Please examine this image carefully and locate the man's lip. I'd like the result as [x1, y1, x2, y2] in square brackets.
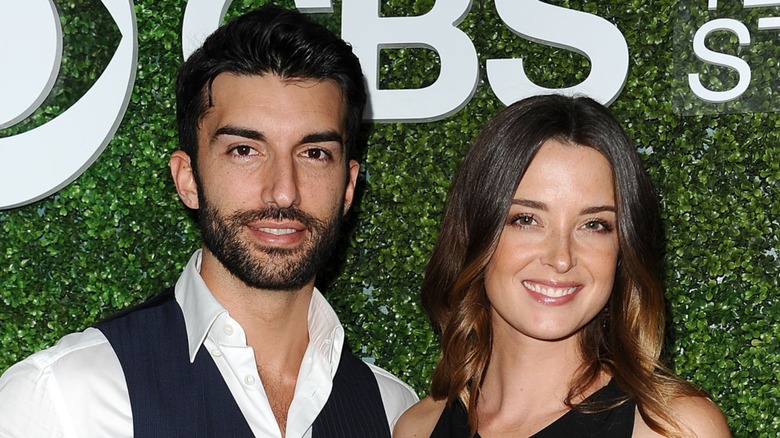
[245, 222, 307, 245]
[253, 227, 297, 236]
[246, 221, 306, 232]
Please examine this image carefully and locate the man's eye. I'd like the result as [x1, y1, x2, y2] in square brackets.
[232, 146, 254, 156]
[305, 148, 330, 160]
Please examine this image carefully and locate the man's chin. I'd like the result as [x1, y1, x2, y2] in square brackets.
[235, 269, 314, 292]
[250, 244, 303, 257]
[224, 251, 318, 291]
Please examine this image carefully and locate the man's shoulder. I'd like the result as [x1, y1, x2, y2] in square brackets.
[96, 287, 176, 327]
[0, 328, 129, 436]
[366, 362, 418, 400]
[0, 327, 121, 387]
[4, 288, 177, 383]
[365, 362, 420, 427]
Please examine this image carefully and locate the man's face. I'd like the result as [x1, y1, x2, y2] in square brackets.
[182, 73, 358, 291]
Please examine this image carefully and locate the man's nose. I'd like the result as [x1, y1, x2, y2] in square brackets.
[260, 155, 301, 209]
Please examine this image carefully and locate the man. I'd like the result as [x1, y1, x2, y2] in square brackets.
[0, 5, 417, 437]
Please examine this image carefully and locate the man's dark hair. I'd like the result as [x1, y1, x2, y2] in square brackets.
[175, 4, 366, 172]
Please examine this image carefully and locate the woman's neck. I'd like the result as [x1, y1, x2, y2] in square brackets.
[475, 322, 608, 437]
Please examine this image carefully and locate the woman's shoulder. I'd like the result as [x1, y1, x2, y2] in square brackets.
[633, 394, 731, 438]
[671, 395, 731, 437]
[393, 396, 448, 438]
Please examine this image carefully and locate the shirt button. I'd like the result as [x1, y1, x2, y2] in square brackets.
[211, 349, 222, 357]
[223, 324, 234, 335]
[244, 375, 256, 385]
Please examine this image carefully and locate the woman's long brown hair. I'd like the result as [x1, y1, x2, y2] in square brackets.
[422, 94, 706, 437]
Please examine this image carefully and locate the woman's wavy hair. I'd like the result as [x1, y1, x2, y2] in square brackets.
[422, 94, 705, 437]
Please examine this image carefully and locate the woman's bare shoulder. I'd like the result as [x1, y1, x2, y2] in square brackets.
[673, 396, 731, 437]
[633, 395, 731, 438]
[393, 396, 448, 438]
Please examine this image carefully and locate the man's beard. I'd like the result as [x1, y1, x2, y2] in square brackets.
[198, 199, 342, 291]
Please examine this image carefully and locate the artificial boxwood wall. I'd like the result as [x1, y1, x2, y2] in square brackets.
[1, 0, 778, 435]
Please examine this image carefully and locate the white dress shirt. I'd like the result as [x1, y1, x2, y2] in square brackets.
[0, 250, 418, 437]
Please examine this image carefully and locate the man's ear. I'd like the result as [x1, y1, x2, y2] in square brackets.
[343, 159, 360, 215]
[170, 150, 200, 209]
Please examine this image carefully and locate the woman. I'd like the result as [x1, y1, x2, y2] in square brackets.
[394, 95, 730, 437]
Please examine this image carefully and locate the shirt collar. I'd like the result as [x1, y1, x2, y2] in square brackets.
[175, 250, 225, 363]
[306, 283, 345, 376]
[174, 249, 344, 368]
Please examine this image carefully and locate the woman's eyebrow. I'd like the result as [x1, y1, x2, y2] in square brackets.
[510, 199, 616, 215]
[581, 205, 617, 215]
[511, 199, 547, 211]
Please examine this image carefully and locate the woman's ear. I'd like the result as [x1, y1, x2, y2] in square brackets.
[170, 150, 199, 209]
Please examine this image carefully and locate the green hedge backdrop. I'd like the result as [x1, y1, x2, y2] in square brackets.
[1, 1, 779, 436]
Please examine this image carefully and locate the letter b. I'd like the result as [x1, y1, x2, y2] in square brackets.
[342, 0, 479, 122]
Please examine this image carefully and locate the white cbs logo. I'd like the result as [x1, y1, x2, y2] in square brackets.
[183, 0, 629, 122]
[2, 0, 629, 209]
[0, 0, 137, 210]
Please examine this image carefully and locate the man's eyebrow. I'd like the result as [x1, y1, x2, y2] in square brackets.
[300, 130, 343, 146]
[212, 125, 264, 142]
[210, 126, 343, 147]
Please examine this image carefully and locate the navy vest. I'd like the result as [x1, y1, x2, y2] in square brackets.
[96, 288, 390, 437]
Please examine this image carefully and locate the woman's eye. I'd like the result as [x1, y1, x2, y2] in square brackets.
[584, 220, 613, 232]
[511, 214, 536, 226]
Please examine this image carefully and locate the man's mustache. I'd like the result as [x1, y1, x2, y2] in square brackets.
[227, 206, 322, 230]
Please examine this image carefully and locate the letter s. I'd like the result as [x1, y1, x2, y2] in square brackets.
[487, 0, 629, 106]
[688, 19, 751, 103]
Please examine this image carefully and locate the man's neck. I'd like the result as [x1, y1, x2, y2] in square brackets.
[199, 248, 313, 435]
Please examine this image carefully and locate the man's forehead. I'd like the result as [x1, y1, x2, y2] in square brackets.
[203, 73, 347, 115]
[204, 74, 345, 117]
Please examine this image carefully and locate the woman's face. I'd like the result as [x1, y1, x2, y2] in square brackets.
[484, 140, 619, 344]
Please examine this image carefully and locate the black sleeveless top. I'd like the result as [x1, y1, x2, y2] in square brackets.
[430, 379, 636, 437]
